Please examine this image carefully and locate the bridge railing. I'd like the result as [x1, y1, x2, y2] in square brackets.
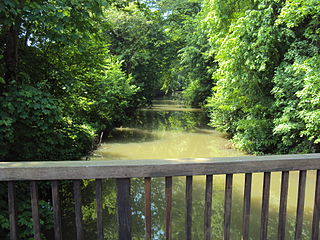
[1, 153, 320, 240]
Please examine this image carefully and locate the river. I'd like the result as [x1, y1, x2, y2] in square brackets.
[64, 100, 315, 240]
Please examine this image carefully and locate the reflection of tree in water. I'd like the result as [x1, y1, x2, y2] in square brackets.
[58, 175, 313, 240]
[131, 178, 166, 239]
[106, 128, 158, 143]
[130, 109, 208, 132]
[59, 180, 117, 240]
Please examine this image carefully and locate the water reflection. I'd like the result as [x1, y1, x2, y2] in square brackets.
[92, 102, 243, 161]
[74, 100, 314, 240]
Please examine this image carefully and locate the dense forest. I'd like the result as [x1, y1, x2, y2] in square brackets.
[1, 0, 320, 238]
[1, 0, 320, 158]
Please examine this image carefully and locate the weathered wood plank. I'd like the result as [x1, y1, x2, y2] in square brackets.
[312, 170, 320, 239]
[51, 180, 62, 240]
[224, 174, 233, 240]
[278, 171, 289, 240]
[145, 177, 152, 240]
[295, 170, 306, 240]
[8, 181, 18, 240]
[30, 181, 41, 240]
[117, 178, 131, 240]
[260, 172, 271, 240]
[204, 175, 213, 240]
[165, 176, 172, 240]
[186, 176, 193, 240]
[73, 180, 84, 240]
[2, 154, 320, 180]
[242, 173, 252, 240]
[96, 179, 103, 240]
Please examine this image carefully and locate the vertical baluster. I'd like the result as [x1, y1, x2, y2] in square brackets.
[30, 181, 41, 240]
[204, 175, 213, 240]
[312, 170, 320, 239]
[8, 181, 18, 240]
[117, 178, 131, 240]
[144, 177, 152, 240]
[242, 173, 252, 240]
[260, 172, 271, 240]
[186, 176, 193, 240]
[295, 170, 307, 240]
[51, 180, 62, 240]
[224, 174, 233, 240]
[165, 176, 172, 240]
[73, 180, 84, 240]
[96, 179, 103, 240]
[278, 171, 289, 240]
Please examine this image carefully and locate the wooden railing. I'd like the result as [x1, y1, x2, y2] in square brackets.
[1, 153, 320, 240]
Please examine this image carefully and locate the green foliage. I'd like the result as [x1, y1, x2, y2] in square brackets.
[0, 85, 95, 160]
[105, 2, 166, 102]
[203, 0, 320, 154]
[0, 0, 139, 161]
[206, 2, 282, 153]
[0, 182, 53, 240]
[179, 12, 214, 106]
[271, 0, 320, 153]
[0, 1, 138, 236]
[156, 0, 206, 97]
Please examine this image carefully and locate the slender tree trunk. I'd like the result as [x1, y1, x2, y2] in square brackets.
[3, 25, 18, 91]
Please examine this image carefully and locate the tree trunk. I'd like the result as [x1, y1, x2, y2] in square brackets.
[3, 26, 18, 90]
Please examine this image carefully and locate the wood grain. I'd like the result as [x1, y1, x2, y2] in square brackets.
[165, 176, 172, 240]
[117, 178, 131, 240]
[295, 170, 306, 240]
[260, 172, 271, 240]
[145, 177, 152, 240]
[224, 174, 233, 240]
[8, 181, 18, 240]
[186, 176, 193, 240]
[52, 180, 62, 240]
[312, 170, 320, 239]
[1, 154, 320, 180]
[73, 180, 84, 240]
[242, 173, 252, 240]
[30, 181, 41, 240]
[278, 171, 289, 240]
[204, 175, 213, 240]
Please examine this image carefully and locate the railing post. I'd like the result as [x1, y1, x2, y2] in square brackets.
[73, 180, 84, 240]
[51, 180, 62, 240]
[186, 176, 193, 240]
[8, 181, 18, 240]
[242, 173, 252, 240]
[260, 172, 271, 240]
[295, 170, 307, 240]
[224, 174, 233, 240]
[117, 178, 131, 240]
[30, 181, 41, 240]
[165, 176, 172, 240]
[144, 177, 152, 240]
[312, 170, 320, 239]
[278, 171, 289, 240]
[204, 175, 213, 240]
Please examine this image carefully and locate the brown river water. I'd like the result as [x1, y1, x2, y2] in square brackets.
[62, 100, 315, 240]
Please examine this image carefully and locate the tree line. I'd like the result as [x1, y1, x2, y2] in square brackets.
[205, 0, 320, 154]
[1, 0, 320, 161]
[168, 0, 320, 155]
[1, 0, 320, 238]
[1, 0, 166, 161]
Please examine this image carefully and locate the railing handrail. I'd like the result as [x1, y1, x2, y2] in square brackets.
[1, 153, 320, 181]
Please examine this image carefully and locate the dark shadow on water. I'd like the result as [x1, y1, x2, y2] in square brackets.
[102, 128, 159, 144]
[126, 109, 209, 132]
